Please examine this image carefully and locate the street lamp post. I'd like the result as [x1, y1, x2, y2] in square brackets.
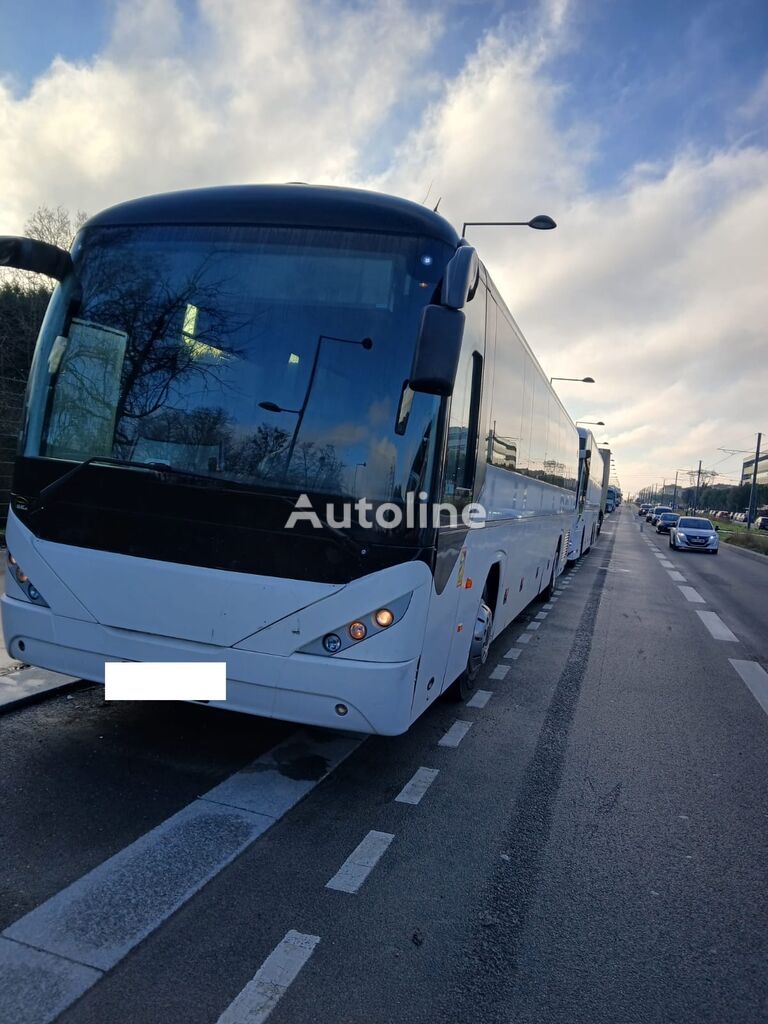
[461, 215, 557, 237]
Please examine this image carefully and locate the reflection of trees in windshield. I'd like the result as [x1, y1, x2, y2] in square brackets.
[74, 240, 244, 456]
[31, 225, 447, 507]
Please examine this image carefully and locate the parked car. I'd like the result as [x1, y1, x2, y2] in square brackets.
[755, 517, 768, 531]
[648, 505, 672, 524]
[656, 512, 679, 534]
[669, 516, 719, 554]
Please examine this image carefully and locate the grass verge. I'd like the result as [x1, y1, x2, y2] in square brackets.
[721, 529, 768, 556]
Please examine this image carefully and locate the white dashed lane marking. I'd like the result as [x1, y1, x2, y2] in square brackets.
[527, 622, 541, 631]
[696, 611, 739, 642]
[535, 611, 548, 620]
[438, 720, 473, 747]
[504, 648, 522, 660]
[489, 665, 510, 681]
[667, 570, 687, 582]
[729, 660, 768, 718]
[517, 634, 532, 645]
[467, 689, 493, 708]
[395, 767, 440, 805]
[325, 831, 394, 894]
[679, 586, 705, 604]
[215, 930, 320, 1024]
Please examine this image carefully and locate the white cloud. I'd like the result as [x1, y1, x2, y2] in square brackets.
[0, 0, 765, 493]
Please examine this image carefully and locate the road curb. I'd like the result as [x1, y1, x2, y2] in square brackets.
[722, 541, 768, 565]
[0, 666, 85, 714]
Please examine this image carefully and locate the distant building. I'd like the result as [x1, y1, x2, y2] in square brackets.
[741, 453, 768, 486]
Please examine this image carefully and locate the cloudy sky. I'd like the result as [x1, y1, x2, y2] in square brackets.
[1, 0, 766, 494]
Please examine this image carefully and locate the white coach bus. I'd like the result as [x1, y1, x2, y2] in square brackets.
[567, 427, 603, 560]
[1, 185, 577, 734]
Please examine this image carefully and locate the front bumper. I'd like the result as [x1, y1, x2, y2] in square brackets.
[1, 595, 419, 735]
[675, 536, 718, 551]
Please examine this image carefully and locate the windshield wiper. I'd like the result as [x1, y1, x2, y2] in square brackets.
[24, 457, 165, 513]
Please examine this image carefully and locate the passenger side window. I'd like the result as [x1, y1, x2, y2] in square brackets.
[443, 288, 485, 507]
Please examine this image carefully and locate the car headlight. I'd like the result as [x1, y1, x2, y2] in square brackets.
[6, 551, 49, 606]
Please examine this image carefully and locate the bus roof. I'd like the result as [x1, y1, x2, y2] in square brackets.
[83, 184, 461, 246]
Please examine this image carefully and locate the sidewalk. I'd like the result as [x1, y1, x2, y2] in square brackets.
[0, 571, 79, 712]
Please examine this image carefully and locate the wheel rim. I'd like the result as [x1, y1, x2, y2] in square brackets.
[468, 601, 493, 678]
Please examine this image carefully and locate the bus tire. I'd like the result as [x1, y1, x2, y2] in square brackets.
[538, 542, 560, 602]
[449, 597, 493, 702]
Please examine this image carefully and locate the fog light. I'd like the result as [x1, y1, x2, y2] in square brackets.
[322, 633, 342, 654]
[27, 586, 40, 602]
[335, 703, 348, 716]
[348, 621, 367, 641]
[374, 608, 394, 628]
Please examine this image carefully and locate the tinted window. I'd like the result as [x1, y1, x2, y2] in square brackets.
[678, 518, 713, 530]
[24, 224, 450, 504]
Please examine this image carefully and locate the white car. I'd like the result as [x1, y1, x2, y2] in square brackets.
[669, 516, 719, 554]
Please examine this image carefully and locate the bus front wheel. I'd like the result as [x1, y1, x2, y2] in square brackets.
[450, 597, 493, 702]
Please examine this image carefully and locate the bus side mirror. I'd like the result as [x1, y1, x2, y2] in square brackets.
[441, 245, 479, 309]
[0, 235, 73, 281]
[409, 304, 465, 396]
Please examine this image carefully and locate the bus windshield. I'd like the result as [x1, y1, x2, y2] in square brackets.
[23, 224, 450, 504]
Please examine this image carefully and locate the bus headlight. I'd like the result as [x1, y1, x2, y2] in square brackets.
[348, 621, 367, 641]
[6, 551, 49, 607]
[299, 592, 414, 657]
[374, 608, 394, 628]
[322, 633, 343, 654]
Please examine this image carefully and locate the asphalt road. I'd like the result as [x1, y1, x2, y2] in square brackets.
[1, 506, 767, 1024]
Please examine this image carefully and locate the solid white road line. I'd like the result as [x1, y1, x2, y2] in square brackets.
[395, 767, 440, 805]
[215, 931, 320, 1024]
[0, 939, 101, 1024]
[679, 586, 705, 604]
[1, 729, 361, 1015]
[667, 570, 687, 582]
[438, 720, 473, 747]
[504, 648, 522, 660]
[467, 689, 493, 708]
[4, 802, 273, 974]
[489, 665, 509, 680]
[696, 611, 739, 642]
[325, 831, 394, 894]
[527, 621, 541, 631]
[517, 634, 532, 644]
[729, 660, 768, 717]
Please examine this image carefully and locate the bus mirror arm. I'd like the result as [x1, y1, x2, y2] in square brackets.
[409, 304, 465, 397]
[0, 235, 74, 281]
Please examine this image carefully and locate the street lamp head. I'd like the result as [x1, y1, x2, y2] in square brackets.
[528, 215, 557, 230]
[259, 401, 283, 413]
[582, 377, 595, 383]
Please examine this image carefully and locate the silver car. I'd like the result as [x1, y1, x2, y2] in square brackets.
[669, 516, 719, 554]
